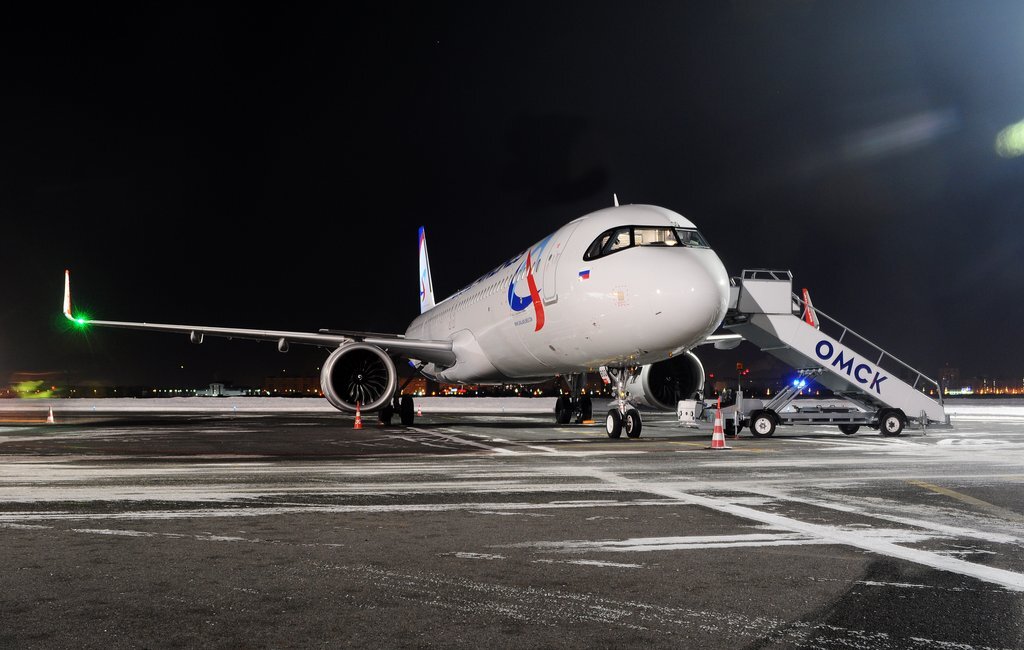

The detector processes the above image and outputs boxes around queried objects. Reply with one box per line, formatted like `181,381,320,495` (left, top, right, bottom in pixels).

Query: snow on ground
0,396,1018,418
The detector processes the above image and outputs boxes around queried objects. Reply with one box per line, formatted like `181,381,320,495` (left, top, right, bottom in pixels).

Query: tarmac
0,397,1021,648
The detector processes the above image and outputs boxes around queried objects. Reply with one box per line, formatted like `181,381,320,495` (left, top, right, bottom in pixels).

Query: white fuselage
405,205,731,384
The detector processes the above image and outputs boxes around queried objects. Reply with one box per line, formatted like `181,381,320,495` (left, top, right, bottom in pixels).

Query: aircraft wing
61,271,456,366
698,333,743,350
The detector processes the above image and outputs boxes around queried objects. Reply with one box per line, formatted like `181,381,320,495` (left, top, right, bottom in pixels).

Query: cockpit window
586,226,630,259
675,228,709,248
584,225,711,260
633,227,678,247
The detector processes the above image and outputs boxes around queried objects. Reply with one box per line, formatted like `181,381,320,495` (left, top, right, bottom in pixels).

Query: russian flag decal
578,269,590,281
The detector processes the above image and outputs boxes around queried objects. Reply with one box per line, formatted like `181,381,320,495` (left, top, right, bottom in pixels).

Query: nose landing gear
603,366,642,439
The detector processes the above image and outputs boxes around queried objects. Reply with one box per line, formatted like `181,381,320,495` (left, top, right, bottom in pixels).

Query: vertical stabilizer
418,227,436,313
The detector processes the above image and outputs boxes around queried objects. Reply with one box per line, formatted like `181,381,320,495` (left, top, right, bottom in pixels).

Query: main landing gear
603,367,642,439
554,374,593,424
378,394,416,426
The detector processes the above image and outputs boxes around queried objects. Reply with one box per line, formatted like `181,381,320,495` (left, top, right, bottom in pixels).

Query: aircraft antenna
613,193,619,207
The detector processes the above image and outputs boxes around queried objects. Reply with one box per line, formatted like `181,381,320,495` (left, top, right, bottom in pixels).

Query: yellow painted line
907,480,1024,523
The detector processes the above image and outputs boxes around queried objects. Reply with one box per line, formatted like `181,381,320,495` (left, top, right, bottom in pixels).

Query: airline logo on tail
801,287,819,329
507,236,552,331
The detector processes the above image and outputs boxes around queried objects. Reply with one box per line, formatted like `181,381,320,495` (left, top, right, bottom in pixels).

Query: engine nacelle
625,351,705,411
320,343,397,413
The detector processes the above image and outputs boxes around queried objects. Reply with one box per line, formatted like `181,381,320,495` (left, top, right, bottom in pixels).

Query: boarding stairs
723,270,949,427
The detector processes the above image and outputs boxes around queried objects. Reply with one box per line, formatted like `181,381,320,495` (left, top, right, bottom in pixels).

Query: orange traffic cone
354,402,363,430
706,398,731,450
417,403,422,417
46,407,55,424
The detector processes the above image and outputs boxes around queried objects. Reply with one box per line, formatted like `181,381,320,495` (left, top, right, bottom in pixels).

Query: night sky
2,2,1023,388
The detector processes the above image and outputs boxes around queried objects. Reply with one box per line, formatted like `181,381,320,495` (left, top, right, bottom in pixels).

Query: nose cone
647,249,730,350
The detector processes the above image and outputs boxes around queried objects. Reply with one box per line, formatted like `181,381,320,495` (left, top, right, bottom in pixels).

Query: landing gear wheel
838,424,860,435
879,410,905,436
624,409,642,438
399,395,415,425
378,405,394,425
554,396,573,424
576,396,593,423
750,411,776,438
605,409,623,438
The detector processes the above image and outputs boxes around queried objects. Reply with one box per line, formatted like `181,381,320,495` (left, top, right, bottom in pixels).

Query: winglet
63,270,73,320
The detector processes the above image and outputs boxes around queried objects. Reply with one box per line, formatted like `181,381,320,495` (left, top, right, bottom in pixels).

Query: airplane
62,201,741,438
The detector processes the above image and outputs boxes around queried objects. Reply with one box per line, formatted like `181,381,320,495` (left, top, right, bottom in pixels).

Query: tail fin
418,227,436,313
801,287,819,329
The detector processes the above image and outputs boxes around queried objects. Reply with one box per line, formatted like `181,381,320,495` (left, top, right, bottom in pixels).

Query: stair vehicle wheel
624,409,643,438
606,409,623,438
378,405,394,425
577,396,593,423
749,411,776,438
879,409,905,436
400,395,415,425
554,396,573,424
838,424,859,435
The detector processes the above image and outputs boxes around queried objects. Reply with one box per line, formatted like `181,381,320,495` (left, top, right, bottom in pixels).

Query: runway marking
532,558,644,569
0,498,686,522
442,551,506,560
407,427,519,454
807,576,985,593
739,486,1022,545
4,523,346,547
506,532,823,553
583,469,1024,592
907,480,1024,524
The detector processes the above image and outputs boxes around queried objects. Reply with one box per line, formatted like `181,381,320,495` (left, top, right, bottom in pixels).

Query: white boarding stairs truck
716,270,949,437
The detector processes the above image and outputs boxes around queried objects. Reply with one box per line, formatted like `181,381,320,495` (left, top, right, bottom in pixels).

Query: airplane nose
648,250,730,348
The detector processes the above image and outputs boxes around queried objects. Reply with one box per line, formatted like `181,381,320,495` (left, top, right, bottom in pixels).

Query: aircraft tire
400,395,415,425
624,409,642,438
378,405,394,425
555,396,573,424
606,409,623,438
577,396,593,423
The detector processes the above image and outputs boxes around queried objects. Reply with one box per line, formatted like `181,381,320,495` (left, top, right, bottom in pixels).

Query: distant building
939,365,960,391
263,376,321,396
195,383,248,397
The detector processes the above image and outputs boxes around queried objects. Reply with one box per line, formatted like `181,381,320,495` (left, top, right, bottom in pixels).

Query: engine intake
626,351,705,411
320,343,397,413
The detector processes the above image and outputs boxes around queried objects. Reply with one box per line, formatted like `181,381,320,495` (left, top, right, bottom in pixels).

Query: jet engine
320,343,397,412
625,351,705,411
